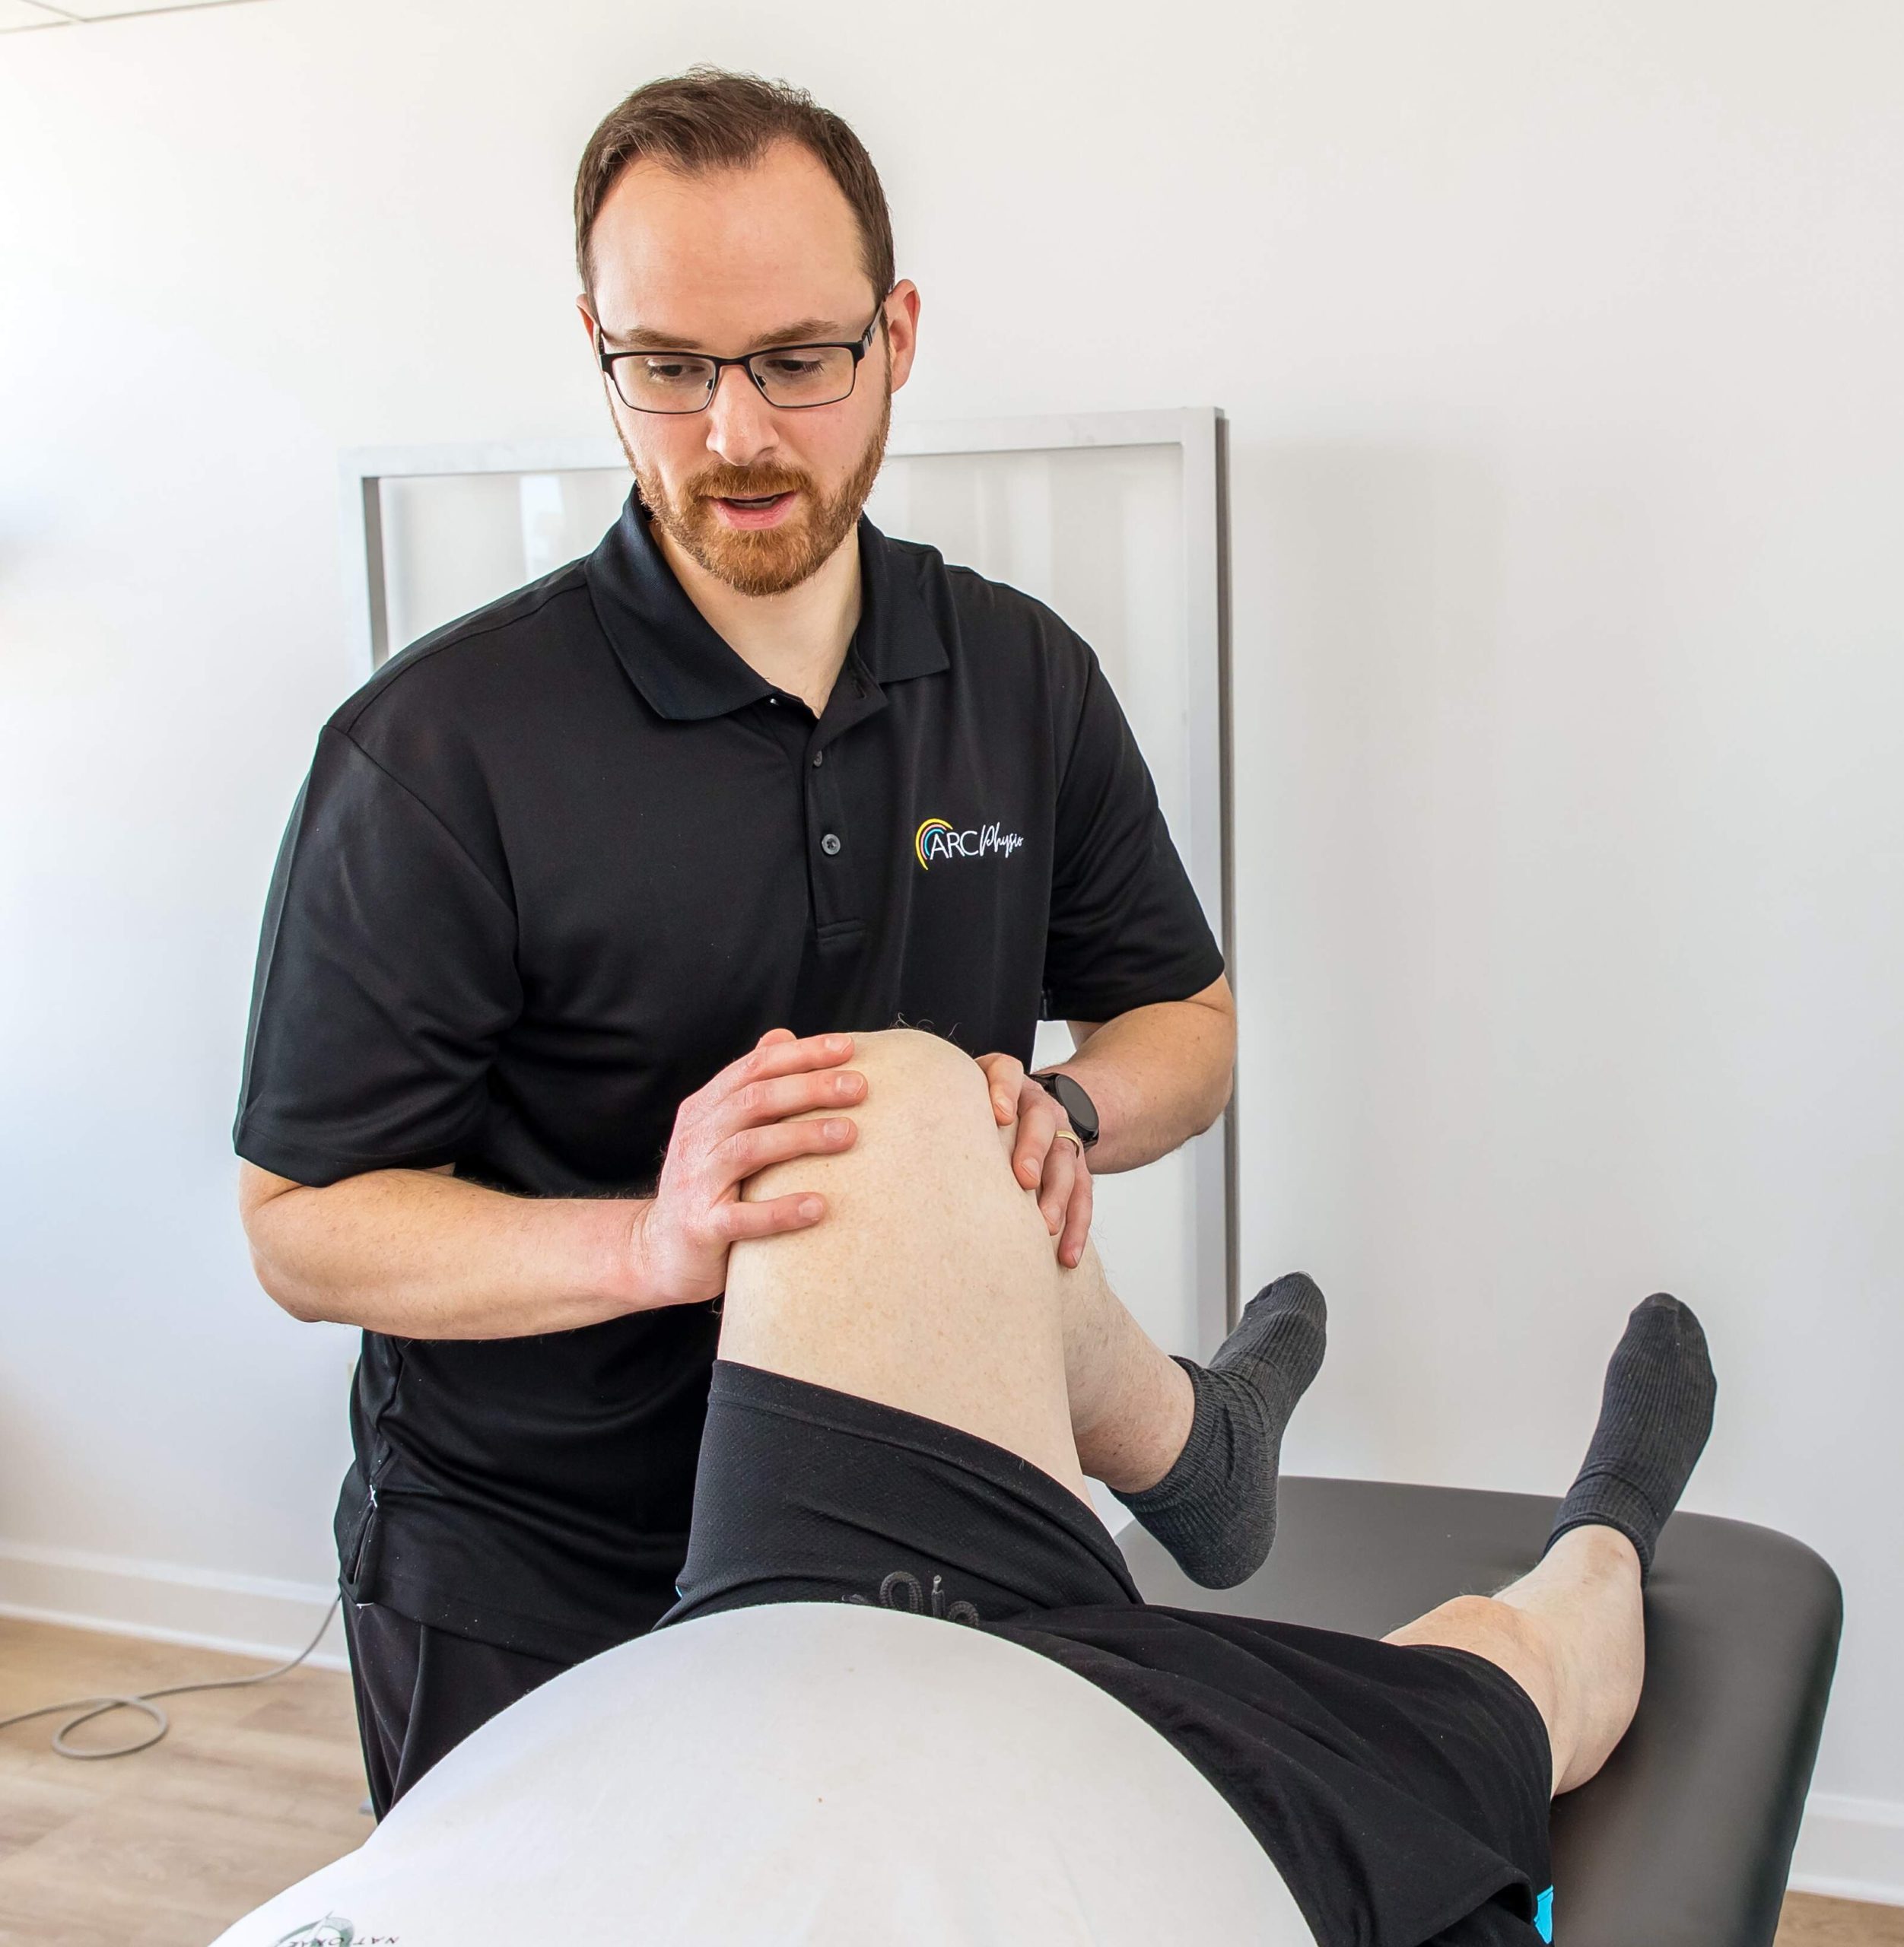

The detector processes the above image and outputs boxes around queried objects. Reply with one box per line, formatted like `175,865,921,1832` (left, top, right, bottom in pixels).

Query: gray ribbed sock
1114,1272,1327,1590
1543,1292,1717,1583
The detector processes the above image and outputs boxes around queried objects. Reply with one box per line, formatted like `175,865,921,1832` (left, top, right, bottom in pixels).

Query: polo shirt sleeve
1041,640,1226,1022
233,724,521,1188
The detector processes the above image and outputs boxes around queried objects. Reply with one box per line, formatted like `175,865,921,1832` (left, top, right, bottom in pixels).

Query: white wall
2,0,1899,1898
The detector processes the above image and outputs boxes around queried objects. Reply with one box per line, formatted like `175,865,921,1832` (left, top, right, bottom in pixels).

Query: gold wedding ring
1053,1129,1084,1154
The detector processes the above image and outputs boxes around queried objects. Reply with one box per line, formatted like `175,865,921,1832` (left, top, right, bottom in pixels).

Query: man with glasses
235,65,1238,1809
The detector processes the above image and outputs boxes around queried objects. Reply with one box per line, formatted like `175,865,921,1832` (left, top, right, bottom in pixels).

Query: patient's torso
212,1602,1314,1945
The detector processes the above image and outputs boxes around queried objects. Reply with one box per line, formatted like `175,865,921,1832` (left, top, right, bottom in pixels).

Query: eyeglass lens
613,346,858,413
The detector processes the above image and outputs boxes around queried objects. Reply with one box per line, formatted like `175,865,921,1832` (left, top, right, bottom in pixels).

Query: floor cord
0,1595,342,1759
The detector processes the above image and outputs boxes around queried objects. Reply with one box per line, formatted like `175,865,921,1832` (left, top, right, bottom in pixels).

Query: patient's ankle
1541,1521,1642,1587
1112,1273,1327,1590
1081,1356,1196,1496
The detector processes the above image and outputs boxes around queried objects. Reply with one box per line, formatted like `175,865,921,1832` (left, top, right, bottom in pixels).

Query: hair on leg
719,1027,1090,1501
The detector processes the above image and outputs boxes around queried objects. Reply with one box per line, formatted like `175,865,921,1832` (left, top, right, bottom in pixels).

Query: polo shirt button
821,833,842,856
812,750,825,767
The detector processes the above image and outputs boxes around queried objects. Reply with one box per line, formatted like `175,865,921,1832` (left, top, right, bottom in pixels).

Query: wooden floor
1785,1898,1904,1947
0,1618,367,1945
1,1615,1898,1945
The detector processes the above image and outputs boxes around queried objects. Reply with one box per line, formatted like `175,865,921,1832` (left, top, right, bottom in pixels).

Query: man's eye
760,355,824,378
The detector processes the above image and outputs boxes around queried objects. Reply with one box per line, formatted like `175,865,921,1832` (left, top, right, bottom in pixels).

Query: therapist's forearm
241,1163,647,1339
1051,994,1235,1174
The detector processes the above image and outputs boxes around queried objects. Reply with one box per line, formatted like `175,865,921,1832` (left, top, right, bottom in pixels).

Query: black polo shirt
234,489,1224,1662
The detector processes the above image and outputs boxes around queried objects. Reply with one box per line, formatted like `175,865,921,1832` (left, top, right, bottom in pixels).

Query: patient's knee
1390,1594,1562,1729
729,1028,1038,1304
854,1025,984,1088
841,1027,995,1148
739,1027,1005,1215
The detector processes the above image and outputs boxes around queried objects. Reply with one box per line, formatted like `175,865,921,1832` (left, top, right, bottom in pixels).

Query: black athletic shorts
666,1360,1556,1947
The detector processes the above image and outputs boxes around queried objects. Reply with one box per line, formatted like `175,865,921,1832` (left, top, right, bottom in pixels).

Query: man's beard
621,363,893,599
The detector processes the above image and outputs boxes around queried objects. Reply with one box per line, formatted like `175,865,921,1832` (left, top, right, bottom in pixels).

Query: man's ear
576,294,600,343
884,279,921,392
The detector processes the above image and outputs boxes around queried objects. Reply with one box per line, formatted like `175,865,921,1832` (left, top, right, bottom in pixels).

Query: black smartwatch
1030,1070,1100,1151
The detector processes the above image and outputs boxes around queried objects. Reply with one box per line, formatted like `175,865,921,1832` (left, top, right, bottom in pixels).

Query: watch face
1047,1073,1099,1146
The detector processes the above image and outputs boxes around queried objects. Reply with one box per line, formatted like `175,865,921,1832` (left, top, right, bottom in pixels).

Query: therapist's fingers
1011,1082,1064,1191
695,1034,865,1143
1054,1156,1094,1269
730,1027,853,1082
712,1188,830,1241
704,1064,867,1147
640,1031,864,1307
1035,1125,1079,1235
733,1027,855,1083
717,1111,860,1182
974,1052,1025,1126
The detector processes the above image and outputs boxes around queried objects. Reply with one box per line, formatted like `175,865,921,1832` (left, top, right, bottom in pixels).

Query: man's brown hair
574,65,895,307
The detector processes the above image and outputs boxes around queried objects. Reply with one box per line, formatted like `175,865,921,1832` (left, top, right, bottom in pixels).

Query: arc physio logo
914,817,1025,871
272,1920,396,1947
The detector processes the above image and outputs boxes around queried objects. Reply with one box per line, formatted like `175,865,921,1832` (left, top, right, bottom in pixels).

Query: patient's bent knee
854,1025,985,1089
739,1027,1008,1215
837,1028,995,1144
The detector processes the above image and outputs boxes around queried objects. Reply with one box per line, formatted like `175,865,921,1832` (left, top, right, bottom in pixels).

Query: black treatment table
1122,1477,1842,1947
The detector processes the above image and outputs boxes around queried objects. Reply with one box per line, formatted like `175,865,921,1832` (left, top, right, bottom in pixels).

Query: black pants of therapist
342,1596,567,1818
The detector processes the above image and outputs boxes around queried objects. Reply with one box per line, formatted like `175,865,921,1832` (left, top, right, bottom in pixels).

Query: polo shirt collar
583,488,949,723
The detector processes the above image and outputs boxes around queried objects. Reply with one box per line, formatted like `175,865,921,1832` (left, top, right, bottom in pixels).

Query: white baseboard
0,1537,349,1672
1789,1793,1904,1908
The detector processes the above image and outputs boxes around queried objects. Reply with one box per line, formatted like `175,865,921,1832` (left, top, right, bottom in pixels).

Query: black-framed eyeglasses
595,297,887,414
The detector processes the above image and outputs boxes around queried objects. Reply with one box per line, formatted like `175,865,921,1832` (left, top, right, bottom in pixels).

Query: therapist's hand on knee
974,1053,1095,1269
634,1029,865,1308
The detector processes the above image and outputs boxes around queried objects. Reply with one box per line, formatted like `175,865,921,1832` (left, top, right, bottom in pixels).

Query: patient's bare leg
718,1027,1107,1501
720,1027,1324,1582
1384,1295,1715,1795
1384,1524,1645,1796
1052,1239,1195,1494
722,1027,1201,1504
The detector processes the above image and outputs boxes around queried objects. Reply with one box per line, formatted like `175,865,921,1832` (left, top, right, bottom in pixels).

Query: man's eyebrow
598,316,847,353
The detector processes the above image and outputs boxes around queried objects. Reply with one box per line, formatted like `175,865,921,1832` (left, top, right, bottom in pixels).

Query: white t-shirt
213,1602,1316,1946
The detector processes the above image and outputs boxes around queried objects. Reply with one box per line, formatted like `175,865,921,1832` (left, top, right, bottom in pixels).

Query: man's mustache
692,469,810,500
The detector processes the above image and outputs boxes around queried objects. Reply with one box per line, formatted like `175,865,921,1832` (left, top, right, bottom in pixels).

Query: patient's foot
1543,1292,1717,1583
1114,1272,1327,1590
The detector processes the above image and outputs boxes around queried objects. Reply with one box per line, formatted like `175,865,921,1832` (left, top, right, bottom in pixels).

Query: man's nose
702,361,780,467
